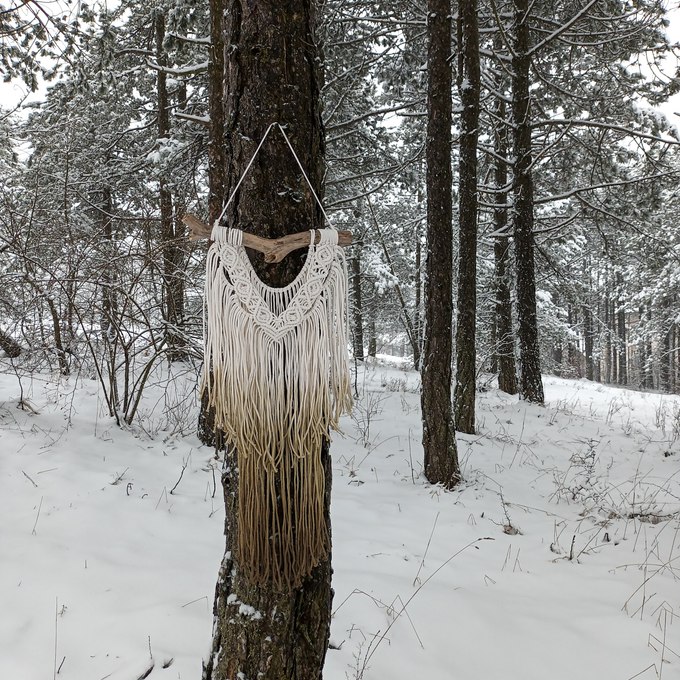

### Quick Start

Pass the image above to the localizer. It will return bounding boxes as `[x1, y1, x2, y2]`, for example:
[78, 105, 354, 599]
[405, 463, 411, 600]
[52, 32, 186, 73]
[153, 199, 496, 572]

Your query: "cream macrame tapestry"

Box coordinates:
[201, 126, 352, 590]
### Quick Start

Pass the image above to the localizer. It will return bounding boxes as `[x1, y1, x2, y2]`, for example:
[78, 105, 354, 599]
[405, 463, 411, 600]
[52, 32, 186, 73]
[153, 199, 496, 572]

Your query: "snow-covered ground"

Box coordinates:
[1, 361, 679, 680]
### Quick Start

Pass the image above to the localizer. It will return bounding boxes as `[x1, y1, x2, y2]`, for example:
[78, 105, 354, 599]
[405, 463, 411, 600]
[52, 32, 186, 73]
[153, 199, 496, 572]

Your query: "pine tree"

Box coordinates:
[421, 0, 460, 488]
[201, 1, 333, 677]
[453, 0, 481, 433]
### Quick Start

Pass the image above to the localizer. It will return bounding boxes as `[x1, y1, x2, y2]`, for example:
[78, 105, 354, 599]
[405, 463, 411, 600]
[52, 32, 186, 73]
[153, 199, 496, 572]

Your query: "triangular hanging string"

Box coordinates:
[276, 124, 335, 229]
[214, 122, 336, 232]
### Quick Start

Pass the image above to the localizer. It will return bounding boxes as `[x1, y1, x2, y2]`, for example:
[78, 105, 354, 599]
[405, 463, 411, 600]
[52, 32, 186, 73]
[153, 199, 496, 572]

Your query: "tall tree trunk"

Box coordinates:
[491, 86, 517, 395]
[567, 305, 577, 374]
[610, 298, 618, 383]
[603, 287, 611, 383]
[199, 0, 229, 448]
[676, 308, 680, 393]
[414, 213, 423, 363]
[100, 185, 117, 342]
[156, 12, 187, 362]
[421, 0, 460, 487]
[207, 0, 227, 226]
[639, 305, 651, 388]
[511, 0, 544, 404]
[583, 304, 594, 381]
[646, 306, 654, 389]
[616, 272, 627, 385]
[582, 260, 594, 381]
[453, 0, 480, 434]
[367, 319, 377, 358]
[660, 307, 671, 393]
[670, 323, 676, 393]
[201, 1, 332, 678]
[490, 319, 498, 374]
[350, 240, 365, 360]
[594, 277, 601, 383]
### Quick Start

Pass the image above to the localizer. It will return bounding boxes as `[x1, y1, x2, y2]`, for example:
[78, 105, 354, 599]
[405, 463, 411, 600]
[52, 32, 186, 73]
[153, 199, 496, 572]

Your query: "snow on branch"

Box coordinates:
[531, 118, 680, 145]
[145, 60, 209, 76]
[174, 112, 210, 127]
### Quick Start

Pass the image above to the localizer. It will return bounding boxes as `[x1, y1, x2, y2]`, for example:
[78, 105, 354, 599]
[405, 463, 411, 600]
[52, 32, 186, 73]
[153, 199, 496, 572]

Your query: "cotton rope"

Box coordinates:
[214, 123, 334, 229]
[202, 128, 352, 589]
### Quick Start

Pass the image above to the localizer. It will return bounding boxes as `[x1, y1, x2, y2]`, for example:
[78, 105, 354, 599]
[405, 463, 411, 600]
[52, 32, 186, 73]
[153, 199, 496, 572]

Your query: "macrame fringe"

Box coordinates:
[202, 226, 352, 590]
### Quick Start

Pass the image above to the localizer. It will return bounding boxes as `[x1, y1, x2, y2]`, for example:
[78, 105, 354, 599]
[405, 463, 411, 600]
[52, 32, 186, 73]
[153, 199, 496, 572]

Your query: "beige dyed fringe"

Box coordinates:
[202, 226, 352, 590]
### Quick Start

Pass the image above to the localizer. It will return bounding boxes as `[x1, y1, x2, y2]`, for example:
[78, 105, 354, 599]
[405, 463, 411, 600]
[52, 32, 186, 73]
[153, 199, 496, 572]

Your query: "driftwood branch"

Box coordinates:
[182, 213, 353, 263]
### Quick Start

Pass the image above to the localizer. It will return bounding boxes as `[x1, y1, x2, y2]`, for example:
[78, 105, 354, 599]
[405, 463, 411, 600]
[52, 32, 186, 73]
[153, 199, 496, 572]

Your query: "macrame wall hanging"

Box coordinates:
[201, 123, 353, 590]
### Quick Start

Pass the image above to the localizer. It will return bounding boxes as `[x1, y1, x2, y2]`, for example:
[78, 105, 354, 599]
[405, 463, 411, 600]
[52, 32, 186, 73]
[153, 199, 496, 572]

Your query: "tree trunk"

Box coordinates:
[583, 303, 594, 381]
[199, 0, 229, 449]
[610, 297, 617, 384]
[638, 305, 650, 389]
[414, 216, 423, 364]
[660, 312, 671, 393]
[453, 0, 480, 434]
[490, 319, 498, 374]
[647, 306, 655, 389]
[603, 288, 611, 383]
[156, 12, 187, 362]
[511, 0, 544, 404]
[100, 185, 117, 342]
[0, 327, 21, 358]
[566, 304, 576, 374]
[616, 272, 627, 385]
[421, 0, 460, 488]
[207, 0, 227, 226]
[670, 323, 676, 393]
[201, 1, 332, 678]
[594, 280, 601, 383]
[553, 342, 563, 375]
[368, 319, 377, 358]
[350, 240, 365, 360]
[491, 83, 517, 395]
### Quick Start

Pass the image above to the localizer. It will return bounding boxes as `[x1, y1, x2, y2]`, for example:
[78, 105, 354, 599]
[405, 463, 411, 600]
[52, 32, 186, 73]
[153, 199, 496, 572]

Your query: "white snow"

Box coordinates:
[1, 363, 679, 679]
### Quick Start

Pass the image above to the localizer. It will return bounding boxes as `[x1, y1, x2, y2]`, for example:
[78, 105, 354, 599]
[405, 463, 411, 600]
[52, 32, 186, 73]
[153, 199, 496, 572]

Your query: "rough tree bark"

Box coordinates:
[421, 0, 460, 488]
[201, 1, 333, 678]
[491, 84, 517, 395]
[610, 298, 618, 384]
[414, 218, 423, 360]
[511, 0, 544, 404]
[350, 239, 365, 361]
[616, 272, 627, 385]
[453, 0, 480, 434]
[198, 0, 228, 449]
[99, 184, 117, 342]
[155, 12, 187, 362]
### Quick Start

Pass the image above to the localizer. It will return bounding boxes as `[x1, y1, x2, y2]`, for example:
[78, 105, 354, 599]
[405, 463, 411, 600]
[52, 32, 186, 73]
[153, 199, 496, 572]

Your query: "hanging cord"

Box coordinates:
[276, 123, 334, 228]
[214, 122, 335, 230]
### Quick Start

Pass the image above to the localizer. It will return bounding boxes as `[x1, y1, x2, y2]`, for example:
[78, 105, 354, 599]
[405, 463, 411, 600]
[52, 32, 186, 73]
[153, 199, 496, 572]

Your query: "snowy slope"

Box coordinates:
[1, 362, 679, 680]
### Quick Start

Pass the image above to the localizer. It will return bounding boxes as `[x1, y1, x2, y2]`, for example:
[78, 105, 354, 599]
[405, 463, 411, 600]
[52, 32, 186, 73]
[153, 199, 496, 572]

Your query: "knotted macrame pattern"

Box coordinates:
[202, 226, 352, 589]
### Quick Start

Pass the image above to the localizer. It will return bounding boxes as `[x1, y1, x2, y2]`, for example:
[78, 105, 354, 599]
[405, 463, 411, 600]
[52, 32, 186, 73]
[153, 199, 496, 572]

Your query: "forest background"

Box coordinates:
[3, 1, 680, 406]
[3, 2, 680, 679]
